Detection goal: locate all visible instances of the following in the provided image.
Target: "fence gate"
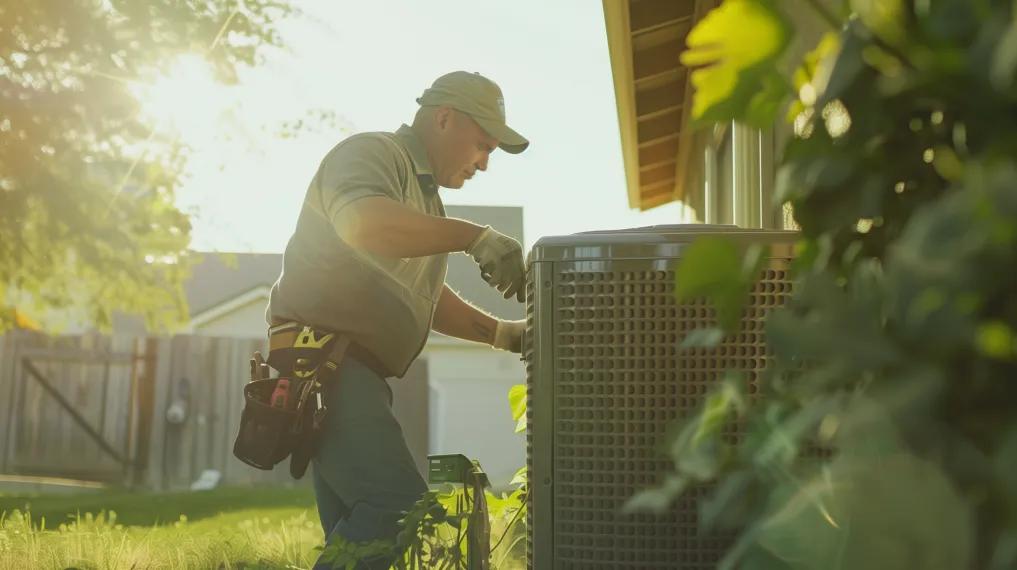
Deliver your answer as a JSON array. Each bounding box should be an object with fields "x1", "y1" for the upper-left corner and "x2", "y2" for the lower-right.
[{"x1": 2, "y1": 334, "x2": 156, "y2": 485}]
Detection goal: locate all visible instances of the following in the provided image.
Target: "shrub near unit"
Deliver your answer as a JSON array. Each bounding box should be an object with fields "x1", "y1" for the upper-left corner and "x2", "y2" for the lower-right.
[{"x1": 627, "y1": 1, "x2": 1017, "y2": 569}]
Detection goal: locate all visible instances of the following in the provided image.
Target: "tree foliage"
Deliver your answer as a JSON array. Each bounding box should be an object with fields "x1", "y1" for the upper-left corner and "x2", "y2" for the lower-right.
[
  {"x1": 679, "y1": 0, "x2": 791, "y2": 128},
  {"x1": 630, "y1": 1, "x2": 1017, "y2": 568},
  {"x1": 0, "y1": 0, "x2": 292, "y2": 332}
]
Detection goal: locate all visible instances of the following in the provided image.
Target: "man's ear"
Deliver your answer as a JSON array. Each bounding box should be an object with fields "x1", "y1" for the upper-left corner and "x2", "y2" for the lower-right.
[{"x1": 434, "y1": 106, "x2": 452, "y2": 132}]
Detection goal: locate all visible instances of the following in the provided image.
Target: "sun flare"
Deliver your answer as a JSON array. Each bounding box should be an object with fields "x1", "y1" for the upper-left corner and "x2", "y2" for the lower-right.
[{"x1": 129, "y1": 54, "x2": 232, "y2": 145}]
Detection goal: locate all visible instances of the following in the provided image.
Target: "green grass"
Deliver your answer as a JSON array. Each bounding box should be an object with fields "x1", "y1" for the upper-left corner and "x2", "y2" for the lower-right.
[
  {"x1": 0, "y1": 485, "x2": 527, "y2": 570},
  {"x1": 0, "y1": 486, "x2": 316, "y2": 528},
  {"x1": 0, "y1": 486, "x2": 322, "y2": 569}
]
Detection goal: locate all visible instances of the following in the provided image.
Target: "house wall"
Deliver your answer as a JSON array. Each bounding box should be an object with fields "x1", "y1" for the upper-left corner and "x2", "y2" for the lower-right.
[
  {"x1": 387, "y1": 358, "x2": 430, "y2": 479},
  {"x1": 422, "y1": 338, "x2": 526, "y2": 490},
  {"x1": 690, "y1": 3, "x2": 833, "y2": 230},
  {"x1": 191, "y1": 297, "x2": 269, "y2": 338}
]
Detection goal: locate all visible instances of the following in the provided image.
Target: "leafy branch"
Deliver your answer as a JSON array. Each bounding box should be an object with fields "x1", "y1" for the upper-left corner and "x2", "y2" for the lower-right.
[{"x1": 626, "y1": 1, "x2": 1017, "y2": 568}]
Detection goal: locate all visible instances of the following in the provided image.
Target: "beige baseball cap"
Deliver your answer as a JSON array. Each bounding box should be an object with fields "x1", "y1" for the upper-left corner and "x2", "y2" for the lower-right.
[{"x1": 416, "y1": 71, "x2": 529, "y2": 154}]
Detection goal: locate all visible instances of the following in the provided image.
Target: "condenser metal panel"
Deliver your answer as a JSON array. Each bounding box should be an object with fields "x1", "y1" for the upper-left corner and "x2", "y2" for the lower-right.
[{"x1": 524, "y1": 225, "x2": 797, "y2": 570}]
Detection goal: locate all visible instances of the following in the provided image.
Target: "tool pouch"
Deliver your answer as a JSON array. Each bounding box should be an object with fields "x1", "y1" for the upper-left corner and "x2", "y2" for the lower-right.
[
  {"x1": 232, "y1": 324, "x2": 349, "y2": 479},
  {"x1": 233, "y1": 376, "x2": 312, "y2": 470}
]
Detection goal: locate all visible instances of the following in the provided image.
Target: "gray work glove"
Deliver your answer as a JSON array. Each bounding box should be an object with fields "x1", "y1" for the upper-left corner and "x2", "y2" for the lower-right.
[{"x1": 466, "y1": 226, "x2": 526, "y2": 302}]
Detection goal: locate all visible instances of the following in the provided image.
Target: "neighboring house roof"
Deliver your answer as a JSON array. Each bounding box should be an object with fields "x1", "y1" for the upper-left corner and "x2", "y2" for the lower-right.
[
  {"x1": 602, "y1": 0, "x2": 712, "y2": 211},
  {"x1": 182, "y1": 205, "x2": 524, "y2": 332},
  {"x1": 184, "y1": 252, "x2": 281, "y2": 317}
]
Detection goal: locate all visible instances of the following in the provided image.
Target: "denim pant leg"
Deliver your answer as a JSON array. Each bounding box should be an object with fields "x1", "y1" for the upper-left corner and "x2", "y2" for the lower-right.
[
  {"x1": 311, "y1": 356, "x2": 428, "y2": 570},
  {"x1": 312, "y1": 462, "x2": 348, "y2": 539}
]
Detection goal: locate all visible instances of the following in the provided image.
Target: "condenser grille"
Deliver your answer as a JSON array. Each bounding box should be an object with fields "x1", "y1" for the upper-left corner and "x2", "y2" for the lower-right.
[
  {"x1": 524, "y1": 271, "x2": 537, "y2": 570},
  {"x1": 550, "y1": 266, "x2": 791, "y2": 569}
]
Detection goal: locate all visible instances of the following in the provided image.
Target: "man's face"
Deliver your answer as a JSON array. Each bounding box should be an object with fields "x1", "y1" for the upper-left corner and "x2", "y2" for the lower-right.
[{"x1": 431, "y1": 108, "x2": 499, "y2": 189}]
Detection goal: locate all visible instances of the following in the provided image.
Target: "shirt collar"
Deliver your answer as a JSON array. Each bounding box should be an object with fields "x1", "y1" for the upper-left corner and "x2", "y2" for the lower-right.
[{"x1": 395, "y1": 124, "x2": 438, "y2": 195}]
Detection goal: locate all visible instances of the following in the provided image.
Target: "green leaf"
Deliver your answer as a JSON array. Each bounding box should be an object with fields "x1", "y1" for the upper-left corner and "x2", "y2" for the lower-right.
[
  {"x1": 991, "y1": 10, "x2": 1017, "y2": 89},
  {"x1": 484, "y1": 487, "x2": 525, "y2": 521},
  {"x1": 510, "y1": 466, "x2": 527, "y2": 486},
  {"x1": 680, "y1": 438, "x2": 728, "y2": 481},
  {"x1": 676, "y1": 238, "x2": 743, "y2": 301},
  {"x1": 745, "y1": 72, "x2": 790, "y2": 127},
  {"x1": 659, "y1": 375, "x2": 747, "y2": 483},
  {"x1": 700, "y1": 470, "x2": 754, "y2": 533},
  {"x1": 508, "y1": 384, "x2": 527, "y2": 433},
  {"x1": 680, "y1": 327, "x2": 725, "y2": 349},
  {"x1": 680, "y1": 0, "x2": 791, "y2": 126},
  {"x1": 788, "y1": 32, "x2": 842, "y2": 123},
  {"x1": 693, "y1": 374, "x2": 747, "y2": 447},
  {"x1": 676, "y1": 238, "x2": 768, "y2": 331},
  {"x1": 851, "y1": 0, "x2": 907, "y2": 47},
  {"x1": 622, "y1": 475, "x2": 689, "y2": 515},
  {"x1": 753, "y1": 395, "x2": 839, "y2": 468},
  {"x1": 755, "y1": 453, "x2": 973, "y2": 570},
  {"x1": 814, "y1": 21, "x2": 868, "y2": 111},
  {"x1": 932, "y1": 145, "x2": 964, "y2": 181},
  {"x1": 742, "y1": 243, "x2": 769, "y2": 280},
  {"x1": 989, "y1": 531, "x2": 1017, "y2": 570},
  {"x1": 975, "y1": 321, "x2": 1016, "y2": 361},
  {"x1": 788, "y1": 31, "x2": 853, "y2": 141},
  {"x1": 993, "y1": 425, "x2": 1017, "y2": 516},
  {"x1": 764, "y1": 270, "x2": 900, "y2": 369}
]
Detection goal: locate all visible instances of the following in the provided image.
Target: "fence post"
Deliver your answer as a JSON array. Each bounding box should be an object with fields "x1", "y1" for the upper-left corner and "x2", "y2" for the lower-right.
[{"x1": 129, "y1": 337, "x2": 159, "y2": 488}]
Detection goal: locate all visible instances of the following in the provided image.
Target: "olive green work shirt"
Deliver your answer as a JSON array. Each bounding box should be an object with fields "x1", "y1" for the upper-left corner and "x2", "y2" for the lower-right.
[{"x1": 267, "y1": 125, "x2": 448, "y2": 378}]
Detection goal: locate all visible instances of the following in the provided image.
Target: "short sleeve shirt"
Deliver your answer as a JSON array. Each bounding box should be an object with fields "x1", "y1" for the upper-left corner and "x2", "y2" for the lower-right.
[{"x1": 267, "y1": 125, "x2": 448, "y2": 378}]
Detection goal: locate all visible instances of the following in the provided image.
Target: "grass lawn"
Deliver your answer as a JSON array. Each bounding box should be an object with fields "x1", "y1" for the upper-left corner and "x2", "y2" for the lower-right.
[
  {"x1": 0, "y1": 485, "x2": 527, "y2": 569},
  {"x1": 0, "y1": 485, "x2": 323, "y2": 569}
]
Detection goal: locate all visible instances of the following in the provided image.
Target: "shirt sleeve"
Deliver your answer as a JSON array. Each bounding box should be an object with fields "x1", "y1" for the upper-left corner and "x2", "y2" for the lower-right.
[{"x1": 314, "y1": 134, "x2": 407, "y2": 230}]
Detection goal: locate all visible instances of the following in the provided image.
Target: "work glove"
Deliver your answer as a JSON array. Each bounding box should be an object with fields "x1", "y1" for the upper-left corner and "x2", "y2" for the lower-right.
[
  {"x1": 466, "y1": 226, "x2": 526, "y2": 302},
  {"x1": 493, "y1": 319, "x2": 526, "y2": 353}
]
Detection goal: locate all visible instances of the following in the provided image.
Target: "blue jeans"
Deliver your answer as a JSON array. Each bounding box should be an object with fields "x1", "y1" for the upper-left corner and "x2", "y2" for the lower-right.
[{"x1": 311, "y1": 356, "x2": 428, "y2": 570}]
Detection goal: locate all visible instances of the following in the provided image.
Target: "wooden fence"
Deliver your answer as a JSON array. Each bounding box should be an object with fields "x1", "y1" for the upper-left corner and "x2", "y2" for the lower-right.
[{"x1": 1, "y1": 331, "x2": 325, "y2": 489}]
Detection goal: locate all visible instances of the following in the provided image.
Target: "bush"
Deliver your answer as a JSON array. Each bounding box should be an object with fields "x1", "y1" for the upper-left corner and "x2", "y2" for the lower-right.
[
  {"x1": 317, "y1": 387, "x2": 529, "y2": 569},
  {"x1": 629, "y1": 1, "x2": 1017, "y2": 568}
]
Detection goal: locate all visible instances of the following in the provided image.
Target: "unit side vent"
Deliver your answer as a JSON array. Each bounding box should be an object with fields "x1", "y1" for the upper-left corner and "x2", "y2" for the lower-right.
[{"x1": 532, "y1": 265, "x2": 790, "y2": 569}]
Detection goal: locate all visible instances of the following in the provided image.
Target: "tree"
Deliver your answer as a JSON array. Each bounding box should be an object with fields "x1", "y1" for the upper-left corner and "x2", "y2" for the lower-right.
[{"x1": 0, "y1": 0, "x2": 293, "y2": 332}]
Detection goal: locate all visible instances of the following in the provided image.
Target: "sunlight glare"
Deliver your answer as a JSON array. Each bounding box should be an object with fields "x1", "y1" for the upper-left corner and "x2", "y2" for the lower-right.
[{"x1": 130, "y1": 54, "x2": 232, "y2": 146}]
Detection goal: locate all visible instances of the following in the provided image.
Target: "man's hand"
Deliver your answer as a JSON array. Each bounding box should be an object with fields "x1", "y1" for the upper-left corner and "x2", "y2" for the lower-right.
[
  {"x1": 466, "y1": 226, "x2": 526, "y2": 302},
  {"x1": 493, "y1": 319, "x2": 526, "y2": 353}
]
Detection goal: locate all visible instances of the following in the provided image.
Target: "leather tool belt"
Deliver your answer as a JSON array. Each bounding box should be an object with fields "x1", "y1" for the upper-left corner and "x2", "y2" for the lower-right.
[{"x1": 232, "y1": 322, "x2": 350, "y2": 479}]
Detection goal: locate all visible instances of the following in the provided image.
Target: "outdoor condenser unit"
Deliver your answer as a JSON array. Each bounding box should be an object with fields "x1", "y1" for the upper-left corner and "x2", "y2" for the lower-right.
[{"x1": 524, "y1": 225, "x2": 797, "y2": 570}]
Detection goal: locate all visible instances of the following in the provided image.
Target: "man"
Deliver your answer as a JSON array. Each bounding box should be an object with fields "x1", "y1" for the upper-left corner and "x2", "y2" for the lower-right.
[{"x1": 266, "y1": 71, "x2": 529, "y2": 569}]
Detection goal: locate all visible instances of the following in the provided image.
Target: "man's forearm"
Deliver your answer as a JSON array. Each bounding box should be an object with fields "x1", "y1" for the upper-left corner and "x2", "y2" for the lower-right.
[
  {"x1": 431, "y1": 285, "x2": 498, "y2": 345},
  {"x1": 339, "y1": 197, "x2": 484, "y2": 258}
]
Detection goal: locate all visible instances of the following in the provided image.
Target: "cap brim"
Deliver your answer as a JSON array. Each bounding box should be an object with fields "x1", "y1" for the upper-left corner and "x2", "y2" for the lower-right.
[{"x1": 474, "y1": 116, "x2": 529, "y2": 154}]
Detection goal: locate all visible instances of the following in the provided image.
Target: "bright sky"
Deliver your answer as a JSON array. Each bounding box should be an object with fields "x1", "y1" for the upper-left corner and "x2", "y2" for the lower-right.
[{"x1": 154, "y1": 0, "x2": 690, "y2": 253}]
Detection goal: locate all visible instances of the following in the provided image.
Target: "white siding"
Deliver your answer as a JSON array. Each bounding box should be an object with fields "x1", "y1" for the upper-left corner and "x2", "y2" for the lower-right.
[
  {"x1": 422, "y1": 340, "x2": 526, "y2": 489},
  {"x1": 191, "y1": 298, "x2": 268, "y2": 338}
]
